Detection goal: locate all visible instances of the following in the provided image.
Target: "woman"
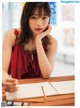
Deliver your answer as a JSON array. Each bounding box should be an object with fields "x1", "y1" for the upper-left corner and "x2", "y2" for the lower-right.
[{"x1": 2, "y1": 2, "x2": 58, "y2": 92}]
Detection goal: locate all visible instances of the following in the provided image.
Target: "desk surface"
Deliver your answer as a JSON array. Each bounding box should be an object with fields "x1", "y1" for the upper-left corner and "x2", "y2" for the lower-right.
[{"x1": 2, "y1": 76, "x2": 75, "y2": 106}]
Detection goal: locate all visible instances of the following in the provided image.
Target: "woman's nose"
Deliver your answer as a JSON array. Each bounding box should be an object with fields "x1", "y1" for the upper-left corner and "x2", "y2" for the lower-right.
[{"x1": 37, "y1": 19, "x2": 42, "y2": 26}]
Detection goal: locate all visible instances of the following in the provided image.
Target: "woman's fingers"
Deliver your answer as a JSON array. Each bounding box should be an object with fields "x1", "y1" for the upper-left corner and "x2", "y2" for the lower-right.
[
  {"x1": 6, "y1": 78, "x2": 18, "y2": 84},
  {"x1": 4, "y1": 78, "x2": 18, "y2": 86},
  {"x1": 4, "y1": 86, "x2": 18, "y2": 92},
  {"x1": 4, "y1": 82, "x2": 19, "y2": 90},
  {"x1": 13, "y1": 79, "x2": 18, "y2": 85},
  {"x1": 9, "y1": 88, "x2": 18, "y2": 92},
  {"x1": 37, "y1": 24, "x2": 52, "y2": 39},
  {"x1": 4, "y1": 81, "x2": 14, "y2": 86},
  {"x1": 5, "y1": 84, "x2": 18, "y2": 89},
  {"x1": 4, "y1": 78, "x2": 19, "y2": 92},
  {"x1": 6, "y1": 78, "x2": 16, "y2": 82},
  {"x1": 46, "y1": 24, "x2": 52, "y2": 34}
]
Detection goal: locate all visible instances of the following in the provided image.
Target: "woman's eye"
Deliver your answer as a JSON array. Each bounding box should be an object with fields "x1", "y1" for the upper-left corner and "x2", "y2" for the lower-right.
[
  {"x1": 31, "y1": 16, "x2": 37, "y2": 19},
  {"x1": 42, "y1": 17, "x2": 47, "y2": 20}
]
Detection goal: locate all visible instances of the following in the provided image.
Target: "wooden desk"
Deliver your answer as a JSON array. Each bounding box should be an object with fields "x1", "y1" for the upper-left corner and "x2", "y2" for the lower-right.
[{"x1": 2, "y1": 76, "x2": 75, "y2": 106}]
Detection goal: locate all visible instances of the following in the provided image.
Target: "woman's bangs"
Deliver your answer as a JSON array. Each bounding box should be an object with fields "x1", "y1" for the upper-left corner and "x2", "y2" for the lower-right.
[
  {"x1": 36, "y1": 6, "x2": 50, "y2": 17},
  {"x1": 29, "y1": 4, "x2": 50, "y2": 17}
]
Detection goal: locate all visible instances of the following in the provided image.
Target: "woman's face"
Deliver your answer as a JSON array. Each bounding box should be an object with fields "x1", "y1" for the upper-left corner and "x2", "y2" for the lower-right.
[{"x1": 29, "y1": 8, "x2": 49, "y2": 36}]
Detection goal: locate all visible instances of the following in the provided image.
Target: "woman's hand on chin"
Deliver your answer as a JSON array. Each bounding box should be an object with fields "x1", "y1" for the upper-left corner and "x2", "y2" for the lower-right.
[{"x1": 35, "y1": 24, "x2": 52, "y2": 41}]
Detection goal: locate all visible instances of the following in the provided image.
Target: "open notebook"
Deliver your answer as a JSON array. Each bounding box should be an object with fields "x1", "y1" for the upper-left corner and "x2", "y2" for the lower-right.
[{"x1": 6, "y1": 80, "x2": 74, "y2": 100}]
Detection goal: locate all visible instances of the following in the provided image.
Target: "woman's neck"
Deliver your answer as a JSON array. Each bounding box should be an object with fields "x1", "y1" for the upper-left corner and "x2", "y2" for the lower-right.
[{"x1": 24, "y1": 39, "x2": 36, "y2": 52}]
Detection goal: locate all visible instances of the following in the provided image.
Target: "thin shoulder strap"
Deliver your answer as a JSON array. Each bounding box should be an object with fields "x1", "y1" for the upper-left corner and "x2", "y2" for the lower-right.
[{"x1": 14, "y1": 29, "x2": 19, "y2": 37}]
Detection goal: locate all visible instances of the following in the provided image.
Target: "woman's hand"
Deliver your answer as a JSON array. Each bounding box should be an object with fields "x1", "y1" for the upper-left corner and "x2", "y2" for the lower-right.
[
  {"x1": 36, "y1": 24, "x2": 52, "y2": 41},
  {"x1": 3, "y1": 78, "x2": 18, "y2": 92}
]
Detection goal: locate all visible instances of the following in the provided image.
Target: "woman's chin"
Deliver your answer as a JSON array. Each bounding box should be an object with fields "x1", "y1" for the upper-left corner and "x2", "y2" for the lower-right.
[
  {"x1": 34, "y1": 31, "x2": 43, "y2": 36},
  {"x1": 34, "y1": 33, "x2": 41, "y2": 36}
]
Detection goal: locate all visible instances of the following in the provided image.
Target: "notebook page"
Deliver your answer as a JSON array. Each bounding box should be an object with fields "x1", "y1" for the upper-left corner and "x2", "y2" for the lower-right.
[
  {"x1": 6, "y1": 83, "x2": 43, "y2": 100},
  {"x1": 40, "y1": 82, "x2": 57, "y2": 96},
  {"x1": 50, "y1": 80, "x2": 75, "y2": 94},
  {"x1": 6, "y1": 82, "x2": 57, "y2": 100}
]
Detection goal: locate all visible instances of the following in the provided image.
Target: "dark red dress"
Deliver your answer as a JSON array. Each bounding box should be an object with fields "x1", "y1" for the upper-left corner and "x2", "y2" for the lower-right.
[{"x1": 8, "y1": 29, "x2": 47, "y2": 79}]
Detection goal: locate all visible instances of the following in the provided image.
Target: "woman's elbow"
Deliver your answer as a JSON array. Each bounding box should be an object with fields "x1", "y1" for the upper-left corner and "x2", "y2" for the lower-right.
[
  {"x1": 43, "y1": 76, "x2": 50, "y2": 79},
  {"x1": 42, "y1": 71, "x2": 52, "y2": 79}
]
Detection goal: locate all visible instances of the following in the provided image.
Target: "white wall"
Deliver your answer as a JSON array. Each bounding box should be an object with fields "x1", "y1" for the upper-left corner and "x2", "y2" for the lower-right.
[{"x1": 50, "y1": 3, "x2": 74, "y2": 59}]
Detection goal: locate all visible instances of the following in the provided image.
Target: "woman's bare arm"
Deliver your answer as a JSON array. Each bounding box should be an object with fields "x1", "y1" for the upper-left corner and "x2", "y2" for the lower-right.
[
  {"x1": 2, "y1": 29, "x2": 15, "y2": 81},
  {"x1": 35, "y1": 35, "x2": 58, "y2": 78},
  {"x1": 2, "y1": 29, "x2": 18, "y2": 92}
]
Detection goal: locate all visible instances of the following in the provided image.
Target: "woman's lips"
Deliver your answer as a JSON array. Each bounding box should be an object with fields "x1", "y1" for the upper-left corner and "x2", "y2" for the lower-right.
[{"x1": 35, "y1": 28, "x2": 43, "y2": 31}]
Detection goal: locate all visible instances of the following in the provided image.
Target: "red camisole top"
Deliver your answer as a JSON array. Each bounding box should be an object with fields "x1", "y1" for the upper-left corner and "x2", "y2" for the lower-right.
[{"x1": 8, "y1": 29, "x2": 47, "y2": 79}]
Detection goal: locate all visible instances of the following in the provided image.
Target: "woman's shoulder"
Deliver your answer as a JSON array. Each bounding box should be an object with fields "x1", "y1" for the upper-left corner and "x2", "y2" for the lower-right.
[
  {"x1": 3, "y1": 28, "x2": 21, "y2": 46},
  {"x1": 13, "y1": 28, "x2": 20, "y2": 36}
]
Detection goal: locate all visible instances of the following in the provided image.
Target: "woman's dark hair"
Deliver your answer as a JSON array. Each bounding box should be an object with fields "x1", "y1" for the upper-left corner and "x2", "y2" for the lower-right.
[{"x1": 16, "y1": 2, "x2": 51, "y2": 45}]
